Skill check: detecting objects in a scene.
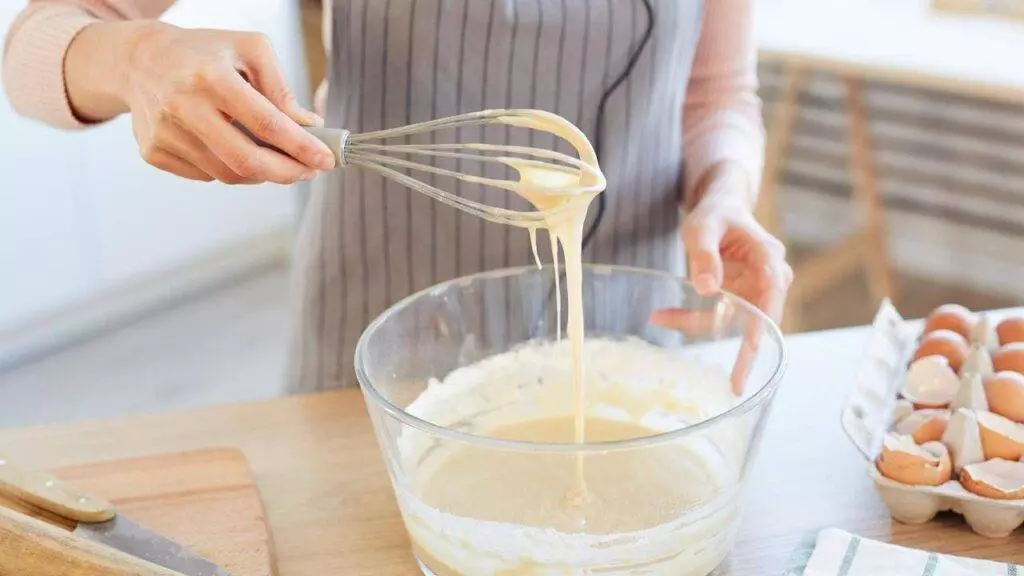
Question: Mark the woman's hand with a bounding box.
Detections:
[68,22,335,184]
[680,165,793,323]
[650,163,793,393]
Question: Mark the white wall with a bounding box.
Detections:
[0,0,308,330]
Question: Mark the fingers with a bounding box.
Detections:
[754,236,793,325]
[234,33,325,128]
[732,308,762,396]
[648,304,755,396]
[142,148,213,182]
[649,309,720,336]
[735,234,791,395]
[178,101,316,185]
[682,214,726,296]
[680,209,792,395]
[153,122,258,185]
[128,29,332,185]
[208,66,334,171]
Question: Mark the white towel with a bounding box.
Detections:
[784,528,1021,575]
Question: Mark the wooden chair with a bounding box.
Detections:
[756,65,897,333]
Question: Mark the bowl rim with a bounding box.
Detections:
[354,264,786,453]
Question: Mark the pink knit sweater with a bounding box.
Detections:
[2,0,765,202]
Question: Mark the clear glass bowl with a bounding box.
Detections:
[356,265,785,576]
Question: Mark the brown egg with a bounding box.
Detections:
[913,330,969,372]
[977,410,1024,460]
[893,410,950,444]
[984,371,1024,423]
[960,459,1024,500]
[993,343,1024,375]
[924,304,976,341]
[875,434,952,486]
[997,317,1024,346]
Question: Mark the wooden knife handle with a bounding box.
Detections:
[0,455,115,523]
[0,505,184,576]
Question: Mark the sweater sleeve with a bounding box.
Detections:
[2,0,176,129]
[682,0,766,209]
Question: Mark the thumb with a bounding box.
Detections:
[682,216,725,296]
[235,33,323,127]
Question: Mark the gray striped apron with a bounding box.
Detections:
[286,0,703,393]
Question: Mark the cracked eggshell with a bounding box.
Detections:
[977,410,1024,461]
[942,408,985,473]
[914,330,969,373]
[996,317,1024,347]
[994,343,1024,375]
[961,459,1024,500]
[894,410,950,444]
[875,434,952,486]
[903,355,960,408]
[984,371,1024,424]
[960,346,994,381]
[925,304,977,341]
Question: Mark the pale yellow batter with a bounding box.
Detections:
[399,338,745,575]
[397,111,744,575]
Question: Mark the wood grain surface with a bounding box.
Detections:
[0,311,1022,574]
[0,449,275,576]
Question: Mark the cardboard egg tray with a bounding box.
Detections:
[841,299,1024,538]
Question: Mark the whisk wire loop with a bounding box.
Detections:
[336,109,605,227]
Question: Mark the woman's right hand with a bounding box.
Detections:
[117,22,335,184]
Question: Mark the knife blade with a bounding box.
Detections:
[74,514,235,576]
[0,455,235,576]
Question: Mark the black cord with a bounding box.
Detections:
[533,0,656,333]
[580,0,656,253]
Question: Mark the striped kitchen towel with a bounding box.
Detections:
[785,528,1023,575]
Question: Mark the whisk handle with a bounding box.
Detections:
[231,120,348,168]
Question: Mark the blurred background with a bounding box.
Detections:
[1,0,1022,427]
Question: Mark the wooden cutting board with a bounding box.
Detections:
[2,448,276,576]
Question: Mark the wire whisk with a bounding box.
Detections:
[246,109,606,227]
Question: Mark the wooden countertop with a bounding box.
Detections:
[2,312,1024,574]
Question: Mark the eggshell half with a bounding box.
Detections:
[914,330,969,373]
[977,410,1024,461]
[925,304,976,341]
[960,458,1024,500]
[902,355,960,408]
[942,408,985,473]
[994,343,1024,375]
[894,410,950,444]
[996,317,1024,347]
[875,434,952,486]
[984,371,1024,424]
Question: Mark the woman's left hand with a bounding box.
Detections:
[679,167,792,323]
[649,163,792,393]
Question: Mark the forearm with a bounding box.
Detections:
[65,20,153,123]
[2,0,176,129]
[681,0,765,211]
[683,113,765,212]
[687,159,757,212]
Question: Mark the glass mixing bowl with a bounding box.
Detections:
[356,265,785,576]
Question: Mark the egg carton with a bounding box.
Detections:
[841,299,1024,538]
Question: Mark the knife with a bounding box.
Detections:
[0,455,235,576]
